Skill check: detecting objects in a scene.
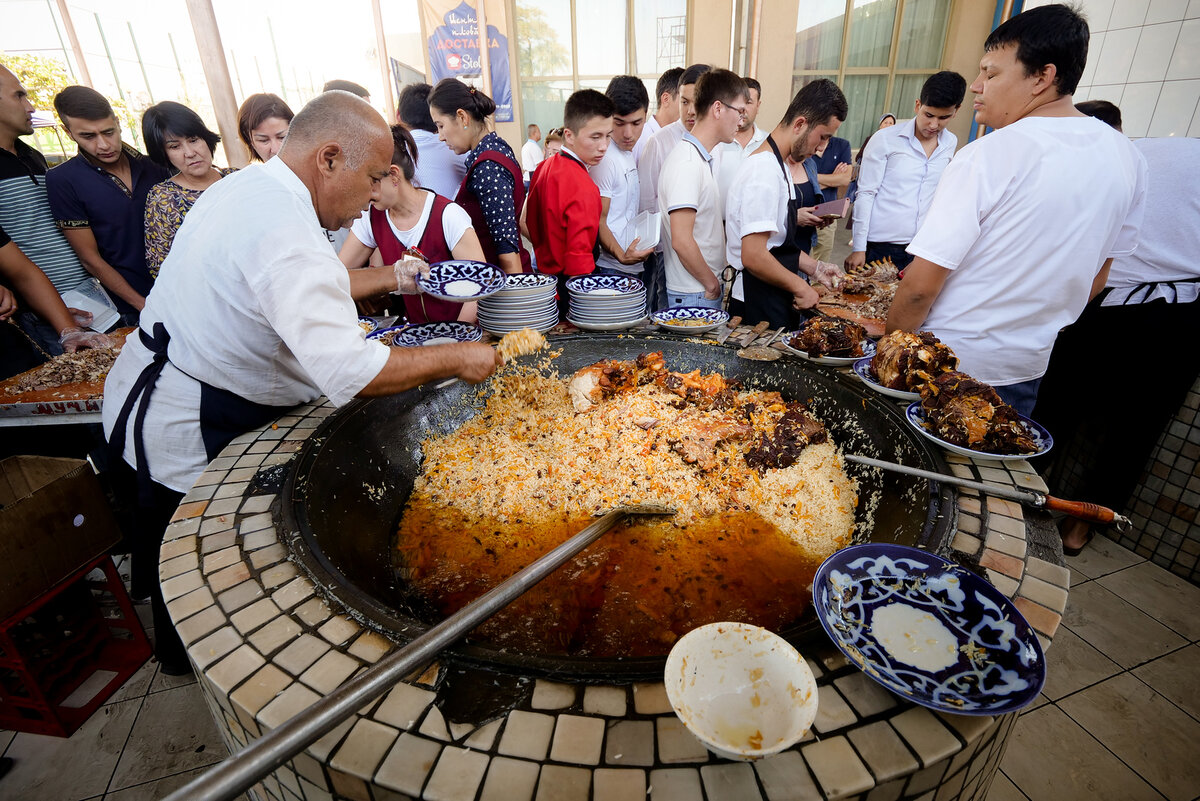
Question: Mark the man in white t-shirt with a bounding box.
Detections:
[725,79,847,328]
[712,76,768,211]
[633,67,683,164]
[591,76,654,276]
[846,71,966,273]
[887,3,1146,415]
[658,69,747,309]
[521,124,543,185]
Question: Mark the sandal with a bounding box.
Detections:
[1062,528,1095,557]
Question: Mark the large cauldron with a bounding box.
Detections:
[282,333,956,681]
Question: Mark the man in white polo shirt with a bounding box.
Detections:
[633,67,683,163]
[591,76,654,276]
[887,3,1146,415]
[846,71,966,272]
[658,68,747,308]
[712,76,768,210]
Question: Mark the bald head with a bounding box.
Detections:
[281,90,389,168]
[0,64,36,145]
[281,91,393,231]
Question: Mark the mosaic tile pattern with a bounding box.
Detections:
[160,361,1071,801]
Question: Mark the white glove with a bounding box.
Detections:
[67,307,94,328]
[812,261,845,290]
[393,256,429,295]
[59,327,112,353]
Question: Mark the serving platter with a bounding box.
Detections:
[905,403,1052,461]
[782,337,877,366]
[388,321,483,347]
[417,260,506,302]
[357,316,379,335]
[813,543,1046,715]
[852,357,920,401]
[366,325,406,346]
[651,306,730,334]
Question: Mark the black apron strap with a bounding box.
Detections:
[744,138,805,329]
[108,323,172,506]
[198,383,284,461]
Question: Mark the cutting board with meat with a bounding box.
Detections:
[816,258,899,338]
[0,328,131,408]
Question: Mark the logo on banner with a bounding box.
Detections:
[424,0,513,122]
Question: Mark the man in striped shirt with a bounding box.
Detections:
[0,64,91,352]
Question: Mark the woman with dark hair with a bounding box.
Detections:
[427,79,530,274]
[338,124,486,323]
[236,92,294,163]
[141,101,235,278]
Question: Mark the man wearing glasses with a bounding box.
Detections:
[657,68,748,309]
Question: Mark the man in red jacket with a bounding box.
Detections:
[526,89,615,310]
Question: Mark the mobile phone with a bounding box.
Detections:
[811,197,850,219]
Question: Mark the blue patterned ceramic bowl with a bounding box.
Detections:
[501,273,557,292]
[366,325,406,346]
[905,403,1052,461]
[416,260,506,302]
[357,316,379,335]
[813,543,1046,715]
[390,321,483,347]
[565,274,645,296]
[782,336,876,366]
[650,306,730,334]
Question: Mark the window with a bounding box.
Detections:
[513,0,686,132]
[793,0,951,150]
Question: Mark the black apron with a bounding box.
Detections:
[742,138,812,330]
[109,323,286,504]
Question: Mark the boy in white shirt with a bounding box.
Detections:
[888,3,1146,415]
[846,71,966,272]
[633,67,683,163]
[591,76,654,276]
[658,68,747,308]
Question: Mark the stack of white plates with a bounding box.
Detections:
[566,275,647,331]
[476,274,559,335]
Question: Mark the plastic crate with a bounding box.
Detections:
[0,555,151,737]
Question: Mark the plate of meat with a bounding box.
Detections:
[854,330,960,400]
[815,258,900,337]
[905,372,1052,460]
[783,317,875,365]
[812,543,1046,715]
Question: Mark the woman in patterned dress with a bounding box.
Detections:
[427,79,531,275]
[141,102,234,279]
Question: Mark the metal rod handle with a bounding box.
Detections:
[163,505,672,801]
[843,453,1041,506]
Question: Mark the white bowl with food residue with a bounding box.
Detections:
[664,622,818,761]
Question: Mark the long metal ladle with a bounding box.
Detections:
[844,453,1131,530]
[162,504,676,801]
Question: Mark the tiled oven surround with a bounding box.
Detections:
[1051,374,1200,585]
[160,396,1070,801]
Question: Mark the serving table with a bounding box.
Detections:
[160,326,1070,801]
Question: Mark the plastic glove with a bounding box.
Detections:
[59,327,113,353]
[393,256,430,295]
[67,307,94,328]
[812,261,845,290]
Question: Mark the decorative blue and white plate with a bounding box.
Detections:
[905,403,1052,462]
[813,543,1046,715]
[416,260,506,302]
[357,316,379,335]
[366,325,406,346]
[501,273,557,293]
[390,321,483,347]
[852,357,919,401]
[782,337,876,366]
[650,307,730,334]
[566,274,645,296]
[567,316,648,332]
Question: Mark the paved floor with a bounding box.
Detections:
[2,535,1197,801]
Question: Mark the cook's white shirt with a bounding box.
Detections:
[907,115,1146,386]
[349,191,472,252]
[1104,137,1200,307]
[712,125,768,213]
[103,156,390,492]
[851,117,956,252]
[725,151,792,302]
[590,144,642,274]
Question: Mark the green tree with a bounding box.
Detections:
[1,51,71,111]
[516,4,569,77]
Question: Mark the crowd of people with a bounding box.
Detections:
[0,2,1195,673]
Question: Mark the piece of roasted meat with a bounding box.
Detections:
[790,318,867,357]
[568,351,668,413]
[871,330,959,392]
[918,371,1037,455]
